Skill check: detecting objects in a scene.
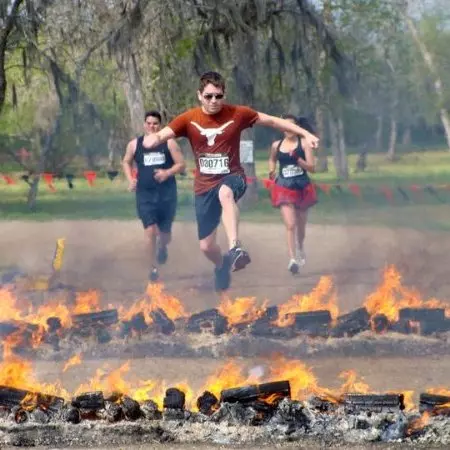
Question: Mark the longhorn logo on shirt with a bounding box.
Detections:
[190,120,234,146]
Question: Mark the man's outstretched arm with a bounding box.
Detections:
[255,112,319,149]
[143,126,176,148]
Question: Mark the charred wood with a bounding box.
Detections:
[141,399,162,420]
[293,310,331,336]
[331,308,370,337]
[97,401,124,422]
[11,406,28,424]
[250,319,295,339]
[419,393,450,415]
[120,395,141,420]
[343,394,404,413]
[185,309,228,335]
[150,309,175,335]
[0,386,29,408]
[196,391,219,416]
[399,308,445,322]
[71,391,105,411]
[163,388,185,410]
[371,314,390,333]
[308,396,340,413]
[30,407,50,424]
[60,405,81,424]
[220,380,291,405]
[46,317,62,333]
[72,309,118,328]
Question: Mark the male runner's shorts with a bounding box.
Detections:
[136,190,177,233]
[271,182,318,211]
[194,174,247,240]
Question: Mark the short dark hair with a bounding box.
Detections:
[145,110,162,123]
[282,114,316,135]
[297,116,315,135]
[199,71,226,93]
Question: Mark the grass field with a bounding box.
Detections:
[1,150,450,231]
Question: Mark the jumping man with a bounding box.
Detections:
[122,110,186,281]
[142,72,319,291]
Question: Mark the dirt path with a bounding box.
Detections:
[1,220,449,313]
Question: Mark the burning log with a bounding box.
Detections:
[11,406,29,424]
[141,400,162,420]
[399,308,446,322]
[72,309,119,328]
[331,308,370,337]
[343,394,405,414]
[220,380,291,406]
[97,401,124,422]
[120,395,141,420]
[0,386,29,408]
[163,388,185,410]
[196,391,219,416]
[398,308,450,335]
[293,310,331,336]
[46,317,62,333]
[60,405,81,424]
[372,314,390,333]
[308,396,339,413]
[72,391,105,411]
[150,309,175,335]
[419,393,450,415]
[185,309,228,335]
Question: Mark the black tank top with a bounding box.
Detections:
[134,136,176,192]
[275,138,310,189]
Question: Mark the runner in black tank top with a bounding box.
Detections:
[268,115,318,275]
[122,111,186,282]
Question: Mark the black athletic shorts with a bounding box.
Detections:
[136,189,177,233]
[194,173,247,240]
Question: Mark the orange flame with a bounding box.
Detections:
[119,283,188,324]
[364,265,450,322]
[274,276,338,327]
[218,296,267,326]
[63,353,82,372]
[73,290,101,314]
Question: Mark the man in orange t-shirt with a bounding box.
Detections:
[143,71,319,292]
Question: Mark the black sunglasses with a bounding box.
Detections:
[203,93,224,100]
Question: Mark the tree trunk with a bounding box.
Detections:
[402,126,411,147]
[403,14,450,150]
[375,114,383,150]
[0,0,23,114]
[27,116,60,211]
[329,112,348,180]
[117,51,145,136]
[387,117,397,161]
[337,115,348,179]
[233,32,258,207]
[315,103,328,172]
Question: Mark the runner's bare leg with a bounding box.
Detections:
[218,184,239,250]
[199,229,223,267]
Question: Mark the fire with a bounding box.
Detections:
[338,370,371,395]
[63,353,82,372]
[119,283,188,324]
[197,360,253,401]
[73,290,101,314]
[267,356,323,400]
[74,362,132,397]
[0,355,70,400]
[218,296,267,326]
[364,265,450,322]
[408,411,430,435]
[274,276,338,327]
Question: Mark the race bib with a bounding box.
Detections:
[143,152,165,166]
[282,165,304,178]
[198,154,230,175]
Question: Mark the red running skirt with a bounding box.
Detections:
[271,182,318,210]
